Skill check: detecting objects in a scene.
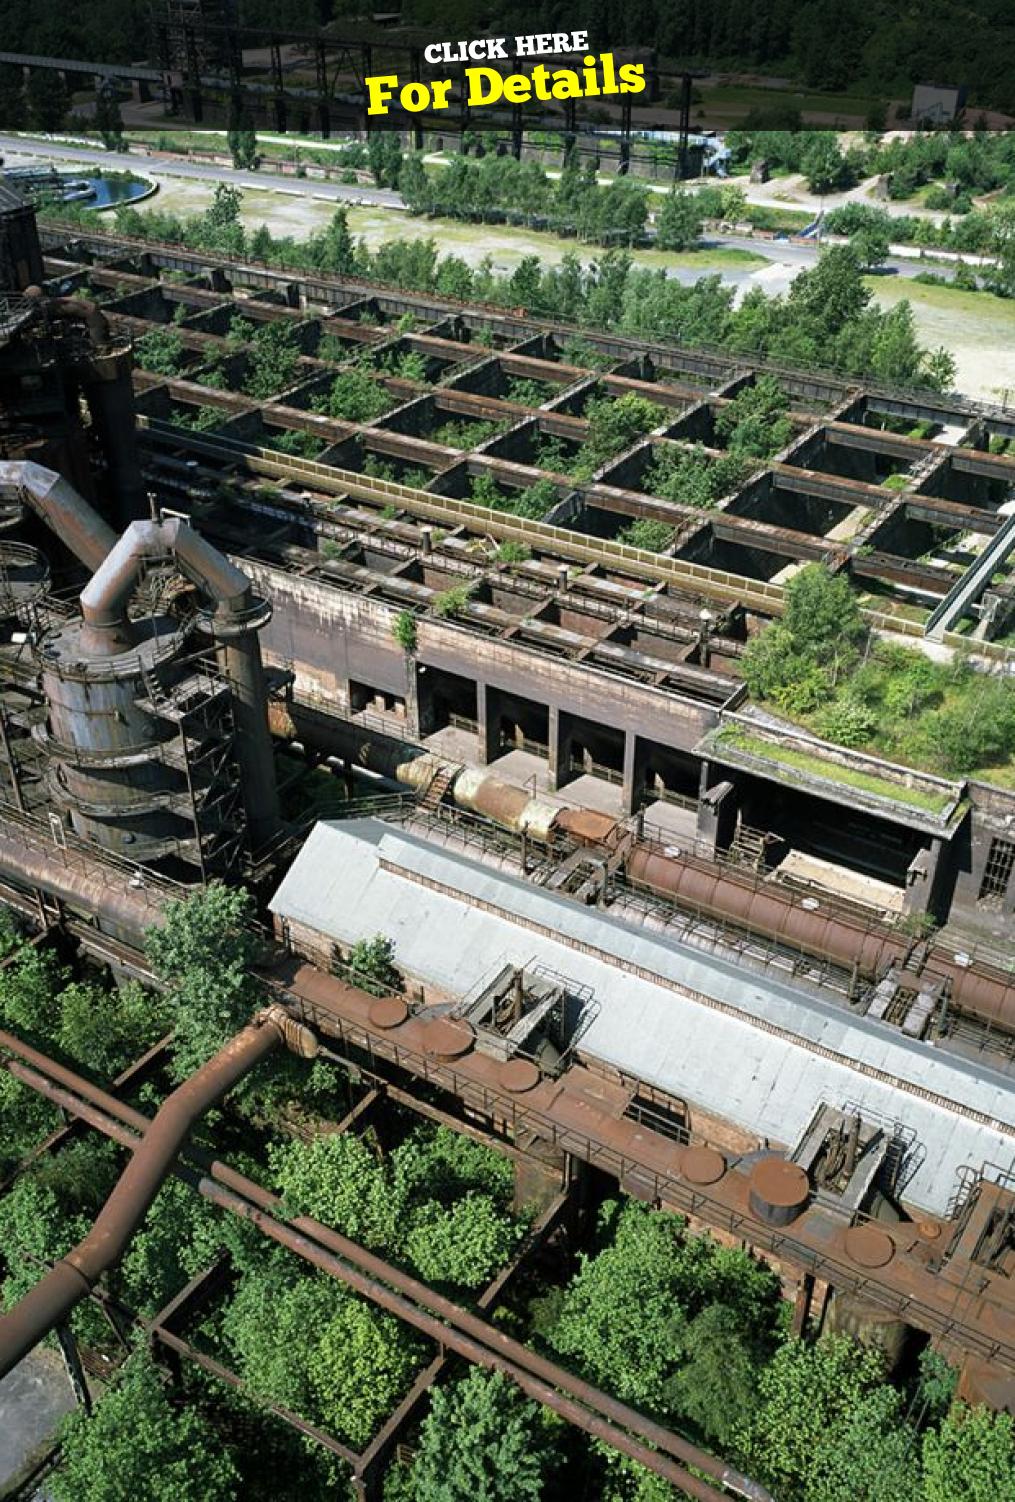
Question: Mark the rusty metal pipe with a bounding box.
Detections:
[0,1028,770,1502]
[0,460,117,573]
[0,829,167,938]
[0,1059,730,1502]
[0,1016,283,1381]
[199,1178,729,1502]
[79,517,252,634]
[44,296,109,347]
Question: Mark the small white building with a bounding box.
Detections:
[911,83,967,126]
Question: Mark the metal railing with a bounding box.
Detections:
[273,982,1015,1369]
[140,416,788,611]
[0,293,36,341]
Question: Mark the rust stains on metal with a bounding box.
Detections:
[369,995,409,1030]
[748,1158,811,1227]
[678,1146,727,1186]
[555,807,620,846]
[844,1225,897,1270]
[500,1058,540,1094]
[421,1016,475,1059]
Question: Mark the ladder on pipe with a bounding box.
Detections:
[419,763,457,812]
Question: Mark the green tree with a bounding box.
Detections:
[226,108,258,170]
[57,978,171,1078]
[741,622,831,713]
[244,323,301,399]
[27,68,67,132]
[275,1130,400,1249]
[318,365,390,421]
[988,200,1015,298]
[369,132,404,189]
[51,1353,239,1502]
[205,182,243,230]
[134,327,186,376]
[714,375,792,458]
[802,137,849,194]
[344,933,401,994]
[740,1336,889,1499]
[509,255,542,309]
[850,225,891,270]
[922,1404,1015,1502]
[93,82,125,150]
[545,1200,780,1417]
[399,153,431,214]
[392,610,418,652]
[308,1294,422,1445]
[0,1072,57,1179]
[435,255,474,300]
[645,443,748,509]
[224,1266,422,1448]
[656,189,703,251]
[273,1123,521,1293]
[783,563,865,663]
[404,1194,522,1289]
[665,1303,761,1448]
[145,882,262,1077]
[583,393,665,470]
[814,1386,920,1502]
[617,518,674,552]
[315,206,356,273]
[789,245,870,337]
[411,1369,556,1502]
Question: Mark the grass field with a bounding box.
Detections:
[134,178,767,275]
[715,729,955,814]
[867,277,1015,403]
[696,81,879,125]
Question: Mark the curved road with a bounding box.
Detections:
[0,133,957,285]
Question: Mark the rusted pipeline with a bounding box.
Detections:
[205,1180,732,1502]
[625,841,1015,1027]
[0,460,117,573]
[43,295,110,348]
[0,1015,284,1381]
[1,1049,753,1502]
[0,828,166,938]
[80,516,253,638]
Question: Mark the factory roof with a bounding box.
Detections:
[270,819,1015,1215]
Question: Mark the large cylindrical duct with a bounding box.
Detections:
[82,353,148,527]
[74,516,281,854]
[37,295,147,528]
[35,616,197,862]
[0,459,117,572]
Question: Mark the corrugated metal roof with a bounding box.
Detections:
[271,819,1015,1214]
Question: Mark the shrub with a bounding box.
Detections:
[392,610,417,652]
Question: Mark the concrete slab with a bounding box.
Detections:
[640,799,698,843]
[0,1348,75,1488]
[772,849,906,914]
[422,725,478,763]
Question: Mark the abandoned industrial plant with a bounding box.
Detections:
[2,139,1015,1501]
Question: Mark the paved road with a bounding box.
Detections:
[0,134,953,287]
[0,135,404,209]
